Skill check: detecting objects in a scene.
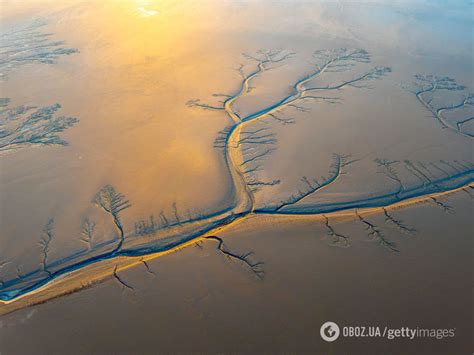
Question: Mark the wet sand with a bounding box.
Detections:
[0,191,472,354]
[0,0,473,353]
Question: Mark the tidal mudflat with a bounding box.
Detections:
[0,1,472,354]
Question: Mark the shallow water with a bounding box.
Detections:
[0,0,473,353]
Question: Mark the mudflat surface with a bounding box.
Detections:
[0,1,472,354]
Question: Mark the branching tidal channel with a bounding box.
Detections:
[1,49,473,305]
